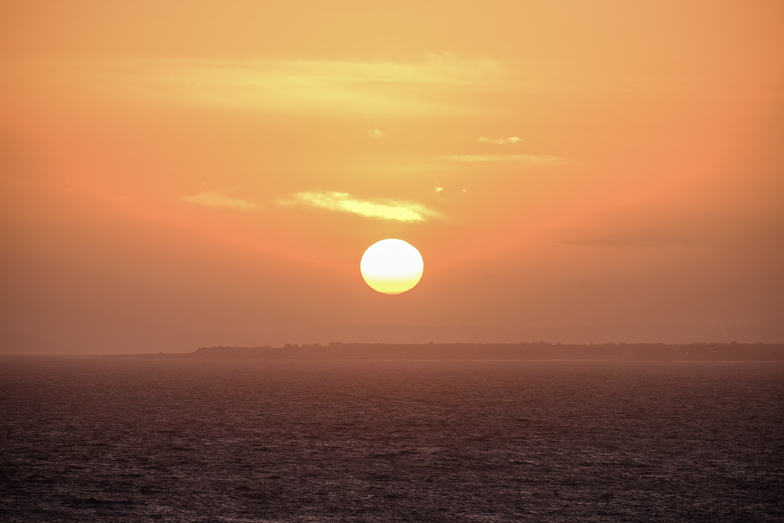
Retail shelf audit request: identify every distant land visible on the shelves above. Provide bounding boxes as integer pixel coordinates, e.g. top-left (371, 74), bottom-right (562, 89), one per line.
top-left (119, 342), bottom-right (784, 361)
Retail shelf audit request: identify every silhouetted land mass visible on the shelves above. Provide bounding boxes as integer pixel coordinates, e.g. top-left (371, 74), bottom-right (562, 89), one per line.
top-left (127, 342), bottom-right (784, 361)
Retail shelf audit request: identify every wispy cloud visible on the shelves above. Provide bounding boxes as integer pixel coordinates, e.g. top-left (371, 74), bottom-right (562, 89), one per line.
top-left (178, 191), bottom-right (258, 210)
top-left (448, 154), bottom-right (566, 165)
top-left (478, 136), bottom-right (522, 145)
top-left (276, 192), bottom-right (442, 222)
top-left (552, 238), bottom-right (665, 247)
top-left (367, 128), bottom-right (386, 139)
top-left (53, 56), bottom-right (506, 118)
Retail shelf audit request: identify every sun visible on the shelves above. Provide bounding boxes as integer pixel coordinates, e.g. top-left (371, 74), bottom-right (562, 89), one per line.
top-left (360, 239), bottom-right (424, 295)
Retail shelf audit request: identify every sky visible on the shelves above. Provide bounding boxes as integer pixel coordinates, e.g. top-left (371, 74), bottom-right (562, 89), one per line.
top-left (1, 1), bottom-right (783, 353)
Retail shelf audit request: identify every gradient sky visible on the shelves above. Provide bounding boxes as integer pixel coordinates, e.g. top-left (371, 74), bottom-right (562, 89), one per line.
top-left (1, 1), bottom-right (783, 353)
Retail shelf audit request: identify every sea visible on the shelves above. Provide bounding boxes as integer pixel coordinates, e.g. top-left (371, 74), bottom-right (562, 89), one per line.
top-left (1, 357), bottom-right (782, 522)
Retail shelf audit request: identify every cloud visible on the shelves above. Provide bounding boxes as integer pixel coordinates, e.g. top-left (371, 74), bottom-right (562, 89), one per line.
top-left (277, 192), bottom-right (442, 222)
top-left (178, 191), bottom-right (258, 210)
top-left (51, 57), bottom-right (506, 118)
top-left (433, 186), bottom-right (467, 203)
top-left (367, 128), bottom-right (386, 139)
top-left (448, 154), bottom-right (566, 165)
top-left (552, 238), bottom-right (665, 247)
top-left (478, 136), bottom-right (522, 145)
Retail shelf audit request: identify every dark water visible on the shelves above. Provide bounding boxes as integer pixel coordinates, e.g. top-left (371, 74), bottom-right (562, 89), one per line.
top-left (1, 358), bottom-right (783, 522)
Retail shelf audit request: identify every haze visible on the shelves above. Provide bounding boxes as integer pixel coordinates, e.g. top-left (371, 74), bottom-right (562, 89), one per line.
top-left (1, 1), bottom-right (783, 354)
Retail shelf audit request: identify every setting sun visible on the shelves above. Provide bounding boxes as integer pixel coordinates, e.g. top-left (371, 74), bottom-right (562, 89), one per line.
top-left (360, 239), bottom-right (424, 295)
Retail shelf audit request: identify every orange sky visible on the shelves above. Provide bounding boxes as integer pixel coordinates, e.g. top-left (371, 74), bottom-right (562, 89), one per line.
top-left (1, 1), bottom-right (783, 353)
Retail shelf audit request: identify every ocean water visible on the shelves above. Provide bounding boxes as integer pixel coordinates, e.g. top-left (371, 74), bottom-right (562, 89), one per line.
top-left (1, 357), bottom-right (782, 522)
